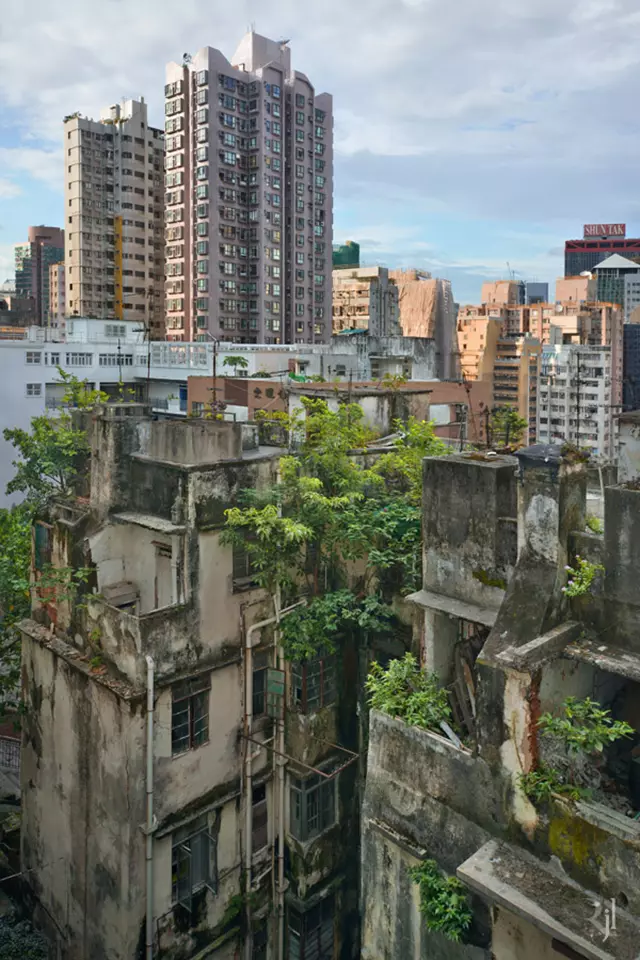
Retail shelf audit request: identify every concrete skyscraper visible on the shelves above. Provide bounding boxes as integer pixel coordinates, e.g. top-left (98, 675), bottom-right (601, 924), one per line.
top-left (164, 31), bottom-right (333, 344)
top-left (14, 226), bottom-right (64, 326)
top-left (64, 99), bottom-right (165, 336)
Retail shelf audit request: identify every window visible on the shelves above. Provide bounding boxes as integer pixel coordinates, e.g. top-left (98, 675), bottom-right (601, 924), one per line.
top-left (171, 674), bottom-right (210, 754)
top-left (99, 354), bottom-right (133, 366)
top-left (65, 353), bottom-right (93, 366)
top-left (26, 351), bottom-right (42, 364)
top-left (171, 814), bottom-right (216, 908)
top-left (288, 894), bottom-right (334, 960)
top-left (291, 655), bottom-right (335, 713)
top-left (252, 783), bottom-right (268, 851)
top-left (233, 540), bottom-right (257, 586)
top-left (26, 383), bottom-right (42, 397)
top-left (296, 93), bottom-right (306, 108)
top-left (34, 522), bottom-right (52, 571)
top-left (290, 770), bottom-right (336, 843)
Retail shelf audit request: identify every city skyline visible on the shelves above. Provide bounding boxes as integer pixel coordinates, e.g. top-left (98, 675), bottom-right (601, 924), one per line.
top-left (2, 1), bottom-right (640, 304)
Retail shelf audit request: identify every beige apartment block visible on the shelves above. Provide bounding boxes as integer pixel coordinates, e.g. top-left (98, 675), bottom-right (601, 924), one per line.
top-left (481, 279), bottom-right (522, 305)
top-left (389, 270), bottom-right (458, 379)
top-left (164, 31), bottom-right (333, 344)
top-left (64, 99), bottom-right (165, 337)
top-left (331, 266), bottom-right (399, 337)
top-left (48, 262), bottom-right (65, 327)
top-left (457, 306), bottom-right (540, 441)
top-left (555, 275), bottom-right (596, 303)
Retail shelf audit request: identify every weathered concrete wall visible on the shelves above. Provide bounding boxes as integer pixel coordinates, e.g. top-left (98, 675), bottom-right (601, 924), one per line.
top-left (422, 454), bottom-right (517, 607)
top-left (139, 419), bottom-right (243, 465)
top-left (362, 712), bottom-right (494, 959)
top-left (21, 624), bottom-right (146, 960)
top-left (154, 665), bottom-right (243, 827)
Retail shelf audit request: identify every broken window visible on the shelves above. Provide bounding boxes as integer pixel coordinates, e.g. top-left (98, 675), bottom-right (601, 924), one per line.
top-left (252, 782), bottom-right (268, 851)
top-left (291, 656), bottom-right (335, 713)
top-left (34, 522), bottom-right (52, 571)
top-left (171, 674), bottom-right (210, 754)
top-left (287, 893), bottom-right (334, 959)
top-left (253, 650), bottom-right (269, 717)
top-left (171, 814), bottom-right (216, 908)
top-left (232, 539), bottom-right (257, 589)
top-left (289, 770), bottom-right (336, 842)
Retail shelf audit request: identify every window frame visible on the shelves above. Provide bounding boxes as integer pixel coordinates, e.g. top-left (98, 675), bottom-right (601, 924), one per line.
top-left (171, 813), bottom-right (217, 910)
top-left (171, 674), bottom-right (211, 755)
top-left (287, 893), bottom-right (335, 960)
top-left (291, 655), bottom-right (336, 713)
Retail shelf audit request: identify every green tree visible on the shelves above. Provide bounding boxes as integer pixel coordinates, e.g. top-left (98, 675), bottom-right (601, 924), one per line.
top-left (3, 415), bottom-right (88, 506)
top-left (489, 406), bottom-right (528, 449)
top-left (222, 355), bottom-right (249, 376)
top-left (0, 506), bottom-right (32, 703)
top-left (56, 367), bottom-right (108, 409)
top-left (373, 417), bottom-right (448, 504)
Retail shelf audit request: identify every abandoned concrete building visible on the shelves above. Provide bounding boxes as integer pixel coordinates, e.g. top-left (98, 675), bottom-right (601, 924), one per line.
top-left (19, 407), bottom-right (360, 959)
top-left (362, 446), bottom-right (640, 959)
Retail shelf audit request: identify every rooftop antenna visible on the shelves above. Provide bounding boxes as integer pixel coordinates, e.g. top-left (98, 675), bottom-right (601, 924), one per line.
top-left (279, 38), bottom-right (290, 47)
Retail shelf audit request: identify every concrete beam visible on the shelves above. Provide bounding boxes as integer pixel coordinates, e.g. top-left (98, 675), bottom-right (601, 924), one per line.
top-left (458, 839), bottom-right (640, 960)
top-left (496, 621), bottom-right (582, 670)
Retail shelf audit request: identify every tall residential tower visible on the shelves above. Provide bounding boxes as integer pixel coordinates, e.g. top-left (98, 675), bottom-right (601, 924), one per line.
top-left (164, 32), bottom-right (333, 344)
top-left (64, 99), bottom-right (165, 336)
top-left (14, 226), bottom-right (64, 326)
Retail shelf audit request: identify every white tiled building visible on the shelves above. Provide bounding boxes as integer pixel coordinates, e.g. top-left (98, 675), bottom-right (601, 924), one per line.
top-left (537, 344), bottom-right (619, 458)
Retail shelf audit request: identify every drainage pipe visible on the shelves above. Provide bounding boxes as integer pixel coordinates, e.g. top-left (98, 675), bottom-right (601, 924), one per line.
top-left (145, 655), bottom-right (156, 960)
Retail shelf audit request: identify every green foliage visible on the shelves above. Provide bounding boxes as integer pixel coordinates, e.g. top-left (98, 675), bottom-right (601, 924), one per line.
top-left (521, 697), bottom-right (633, 806)
top-left (409, 859), bottom-right (473, 942)
top-left (538, 697), bottom-right (633, 754)
top-left (3, 414), bottom-right (88, 505)
top-left (339, 497), bottom-right (422, 594)
top-left (280, 591), bottom-right (395, 662)
top-left (378, 373), bottom-right (408, 390)
top-left (0, 917), bottom-right (49, 959)
top-left (519, 765), bottom-right (585, 803)
top-left (489, 406), bottom-right (527, 449)
top-left (372, 417), bottom-right (448, 504)
top-left (562, 556), bottom-right (604, 597)
top-left (585, 514), bottom-right (603, 535)
top-left (0, 506), bottom-right (32, 702)
top-left (366, 653), bottom-right (451, 732)
top-left (221, 504), bottom-right (312, 599)
top-left (222, 355), bottom-right (249, 375)
top-left (57, 367), bottom-right (108, 409)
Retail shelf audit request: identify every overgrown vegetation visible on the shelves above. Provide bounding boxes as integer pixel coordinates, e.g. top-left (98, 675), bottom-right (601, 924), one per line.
top-left (409, 859), bottom-right (473, 942)
top-left (520, 696), bottom-right (633, 804)
top-left (0, 370), bottom-right (103, 705)
top-left (562, 556), bottom-right (604, 597)
top-left (488, 406), bottom-right (528, 449)
top-left (585, 514), bottom-right (603, 535)
top-left (366, 654), bottom-right (451, 732)
top-left (0, 915), bottom-right (49, 959)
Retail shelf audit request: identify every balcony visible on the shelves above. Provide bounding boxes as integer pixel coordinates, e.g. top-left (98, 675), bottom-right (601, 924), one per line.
top-left (82, 594), bottom-right (195, 685)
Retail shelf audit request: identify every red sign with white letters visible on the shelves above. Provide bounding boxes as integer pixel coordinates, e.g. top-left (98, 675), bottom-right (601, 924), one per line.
top-left (583, 223), bottom-right (626, 238)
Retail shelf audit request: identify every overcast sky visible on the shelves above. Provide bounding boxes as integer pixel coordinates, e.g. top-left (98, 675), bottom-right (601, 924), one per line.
top-left (1, 0), bottom-right (640, 303)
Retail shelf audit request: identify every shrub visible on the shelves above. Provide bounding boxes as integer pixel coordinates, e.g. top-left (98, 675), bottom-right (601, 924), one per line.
top-left (409, 859), bottom-right (472, 942)
top-left (366, 653), bottom-right (451, 732)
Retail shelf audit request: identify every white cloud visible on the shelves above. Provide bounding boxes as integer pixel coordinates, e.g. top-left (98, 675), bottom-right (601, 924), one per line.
top-left (0, 180), bottom-right (21, 200)
top-left (0, 148), bottom-right (62, 192)
top-left (1, 0), bottom-right (640, 289)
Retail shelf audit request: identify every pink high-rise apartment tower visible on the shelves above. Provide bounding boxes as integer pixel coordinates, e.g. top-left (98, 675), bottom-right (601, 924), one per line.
top-left (165, 31), bottom-right (333, 344)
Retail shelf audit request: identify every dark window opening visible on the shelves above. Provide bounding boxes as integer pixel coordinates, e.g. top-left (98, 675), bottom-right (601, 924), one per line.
top-left (252, 782), bottom-right (268, 851)
top-left (287, 893), bottom-right (334, 959)
top-left (289, 769), bottom-right (336, 842)
top-left (171, 813), bottom-right (216, 910)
